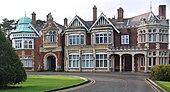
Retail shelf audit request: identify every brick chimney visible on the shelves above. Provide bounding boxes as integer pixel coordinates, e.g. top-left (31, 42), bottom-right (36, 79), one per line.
top-left (159, 5), bottom-right (166, 20)
top-left (117, 7), bottom-right (124, 22)
top-left (31, 12), bottom-right (36, 26)
top-left (64, 18), bottom-right (68, 27)
top-left (93, 5), bottom-right (97, 22)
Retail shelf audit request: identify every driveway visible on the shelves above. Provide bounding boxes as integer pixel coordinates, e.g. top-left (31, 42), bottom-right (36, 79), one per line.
top-left (27, 72), bottom-right (154, 92)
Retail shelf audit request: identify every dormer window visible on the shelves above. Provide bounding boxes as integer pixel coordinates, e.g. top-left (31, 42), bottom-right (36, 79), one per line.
top-left (121, 35), bottom-right (129, 44)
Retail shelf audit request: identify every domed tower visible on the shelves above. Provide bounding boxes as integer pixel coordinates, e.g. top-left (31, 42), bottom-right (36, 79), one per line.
top-left (137, 5), bottom-right (169, 69)
top-left (11, 14), bottom-right (40, 71)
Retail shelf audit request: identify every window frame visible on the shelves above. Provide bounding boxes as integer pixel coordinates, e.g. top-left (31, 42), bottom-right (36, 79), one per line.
top-left (82, 53), bottom-right (93, 68)
top-left (95, 32), bottom-right (111, 44)
top-left (68, 54), bottom-right (79, 68)
top-left (121, 35), bottom-right (129, 44)
top-left (96, 53), bottom-right (107, 68)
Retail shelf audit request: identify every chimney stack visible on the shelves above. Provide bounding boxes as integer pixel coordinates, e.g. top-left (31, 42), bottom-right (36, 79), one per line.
top-left (64, 18), bottom-right (68, 27)
top-left (117, 7), bottom-right (124, 22)
top-left (93, 5), bottom-right (97, 22)
top-left (31, 12), bottom-right (36, 26)
top-left (159, 5), bottom-right (166, 20)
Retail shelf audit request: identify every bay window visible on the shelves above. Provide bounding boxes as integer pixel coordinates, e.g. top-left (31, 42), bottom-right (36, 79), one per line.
top-left (96, 32), bottom-right (111, 44)
top-left (68, 34), bottom-right (84, 45)
top-left (15, 40), bottom-right (22, 49)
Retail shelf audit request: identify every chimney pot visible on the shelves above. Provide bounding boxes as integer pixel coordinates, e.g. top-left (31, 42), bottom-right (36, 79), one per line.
top-left (31, 12), bottom-right (36, 26)
top-left (93, 5), bottom-right (97, 22)
top-left (159, 5), bottom-right (166, 20)
top-left (64, 18), bottom-right (68, 27)
top-left (117, 7), bottom-right (124, 22)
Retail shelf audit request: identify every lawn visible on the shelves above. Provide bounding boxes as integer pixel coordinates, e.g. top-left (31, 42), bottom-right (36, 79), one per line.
top-left (0, 75), bottom-right (85, 92)
top-left (155, 81), bottom-right (170, 92)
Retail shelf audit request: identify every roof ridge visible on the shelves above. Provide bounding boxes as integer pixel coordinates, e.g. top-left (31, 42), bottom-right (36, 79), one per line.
top-left (131, 12), bottom-right (150, 18)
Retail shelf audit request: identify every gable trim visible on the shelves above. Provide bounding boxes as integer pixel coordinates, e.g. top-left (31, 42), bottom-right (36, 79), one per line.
top-left (90, 13), bottom-right (120, 33)
top-left (68, 15), bottom-right (88, 31)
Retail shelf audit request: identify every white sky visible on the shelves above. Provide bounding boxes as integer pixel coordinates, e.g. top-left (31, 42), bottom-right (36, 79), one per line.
top-left (0, 0), bottom-right (169, 25)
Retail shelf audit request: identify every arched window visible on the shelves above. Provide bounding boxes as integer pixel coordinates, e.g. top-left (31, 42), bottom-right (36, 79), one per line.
top-left (24, 41), bottom-right (28, 48)
top-left (29, 41), bottom-right (32, 48)
top-left (53, 32), bottom-right (56, 42)
top-left (49, 31), bottom-right (53, 42)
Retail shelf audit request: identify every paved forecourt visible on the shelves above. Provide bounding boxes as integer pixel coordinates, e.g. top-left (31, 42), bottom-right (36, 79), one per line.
top-left (27, 72), bottom-right (154, 92)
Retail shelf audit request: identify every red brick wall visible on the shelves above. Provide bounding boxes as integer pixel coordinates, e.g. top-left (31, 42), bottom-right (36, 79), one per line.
top-left (130, 28), bottom-right (138, 46)
top-left (114, 28), bottom-right (137, 47)
top-left (16, 50), bottom-right (22, 55)
top-left (58, 34), bottom-right (61, 46)
top-left (160, 43), bottom-right (168, 49)
top-left (114, 31), bottom-right (121, 47)
top-left (25, 50), bottom-right (32, 55)
top-left (34, 37), bottom-right (42, 71)
top-left (149, 43), bottom-right (156, 49)
top-left (86, 33), bottom-right (91, 45)
top-left (140, 43), bottom-right (145, 48)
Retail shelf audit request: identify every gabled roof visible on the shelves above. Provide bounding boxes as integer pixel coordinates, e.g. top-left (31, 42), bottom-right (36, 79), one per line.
top-left (42, 20), bottom-right (65, 33)
top-left (128, 11), bottom-right (159, 25)
top-left (90, 13), bottom-right (120, 33)
top-left (68, 15), bottom-right (89, 31)
top-left (147, 11), bottom-right (159, 21)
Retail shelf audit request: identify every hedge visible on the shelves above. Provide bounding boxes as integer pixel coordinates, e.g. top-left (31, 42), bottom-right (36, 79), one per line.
top-left (150, 64), bottom-right (170, 81)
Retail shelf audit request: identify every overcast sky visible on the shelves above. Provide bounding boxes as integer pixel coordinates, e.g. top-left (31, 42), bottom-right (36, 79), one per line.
top-left (0, 0), bottom-right (169, 25)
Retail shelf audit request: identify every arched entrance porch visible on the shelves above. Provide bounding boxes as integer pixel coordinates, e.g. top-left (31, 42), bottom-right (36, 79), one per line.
top-left (44, 53), bottom-right (58, 71)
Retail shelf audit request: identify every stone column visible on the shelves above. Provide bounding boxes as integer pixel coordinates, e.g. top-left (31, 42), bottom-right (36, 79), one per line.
top-left (93, 48), bottom-right (96, 72)
top-left (112, 55), bottom-right (115, 72)
top-left (79, 48), bottom-right (82, 72)
top-left (107, 54), bottom-right (110, 71)
top-left (65, 49), bottom-right (68, 71)
top-left (132, 54), bottom-right (135, 72)
top-left (120, 54), bottom-right (122, 72)
top-left (144, 54), bottom-right (147, 73)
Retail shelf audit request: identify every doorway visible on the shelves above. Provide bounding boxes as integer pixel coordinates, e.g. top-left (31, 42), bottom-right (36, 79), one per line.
top-left (47, 55), bottom-right (56, 71)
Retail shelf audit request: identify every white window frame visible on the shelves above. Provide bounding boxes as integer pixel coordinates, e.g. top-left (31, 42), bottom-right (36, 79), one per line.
top-left (68, 34), bottom-right (84, 45)
top-left (82, 53), bottom-right (93, 68)
top-left (121, 35), bottom-right (129, 44)
top-left (95, 32), bottom-right (111, 44)
top-left (68, 53), bottom-right (79, 68)
top-left (96, 53), bottom-right (107, 68)
top-left (15, 40), bottom-right (22, 49)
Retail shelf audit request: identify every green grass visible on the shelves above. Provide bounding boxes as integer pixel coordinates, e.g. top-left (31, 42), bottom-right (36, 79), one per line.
top-left (155, 81), bottom-right (170, 92)
top-left (0, 75), bottom-right (84, 92)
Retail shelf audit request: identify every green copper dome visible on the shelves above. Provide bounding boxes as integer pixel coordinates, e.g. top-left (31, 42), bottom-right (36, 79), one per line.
top-left (15, 16), bottom-right (34, 32)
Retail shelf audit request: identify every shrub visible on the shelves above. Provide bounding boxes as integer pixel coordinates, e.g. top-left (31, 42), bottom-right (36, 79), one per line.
top-left (0, 30), bottom-right (27, 86)
top-left (150, 64), bottom-right (170, 81)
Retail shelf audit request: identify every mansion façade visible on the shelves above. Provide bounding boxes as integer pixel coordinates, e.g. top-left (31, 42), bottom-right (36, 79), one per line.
top-left (10, 5), bottom-right (169, 72)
